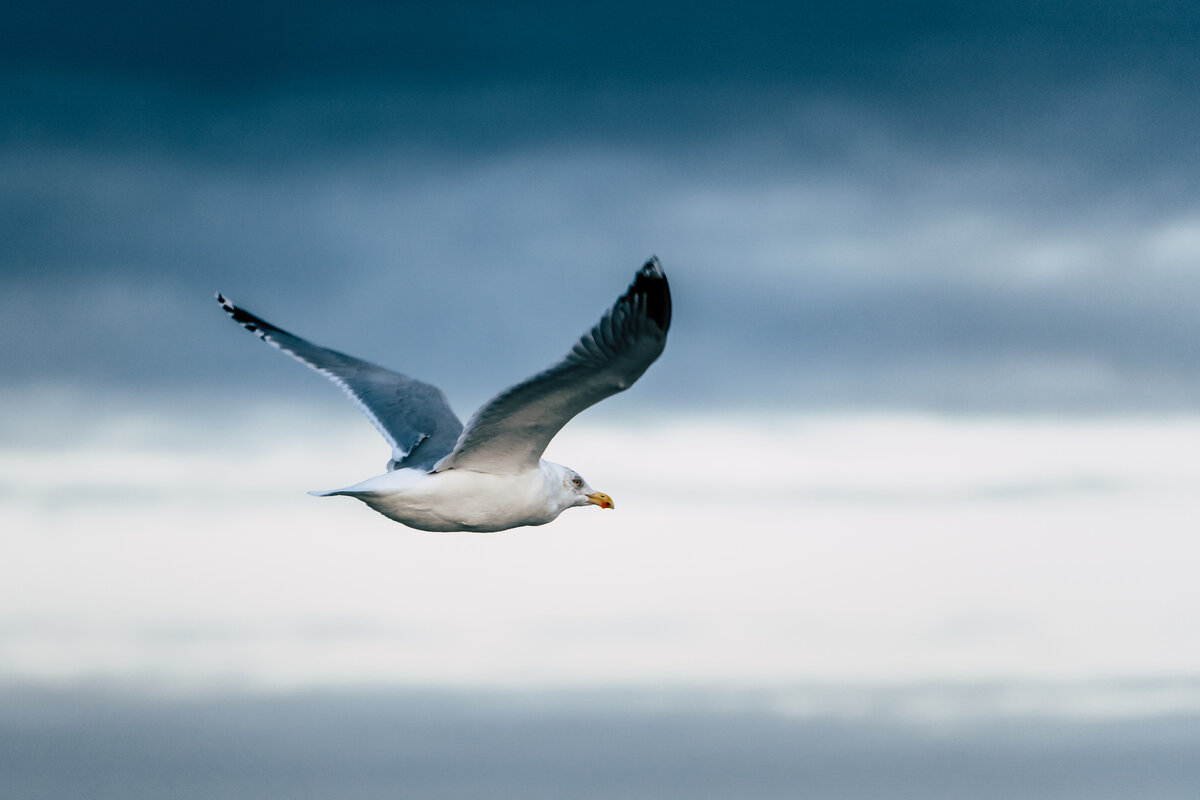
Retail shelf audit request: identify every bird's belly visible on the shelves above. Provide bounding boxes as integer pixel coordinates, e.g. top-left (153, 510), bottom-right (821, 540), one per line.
top-left (355, 470), bottom-right (556, 533)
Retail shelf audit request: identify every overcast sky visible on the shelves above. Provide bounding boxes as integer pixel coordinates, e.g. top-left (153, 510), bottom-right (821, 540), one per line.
top-left (6, 0), bottom-right (1200, 658)
top-left (5, 6), bottom-right (1200, 795)
top-left (4, 0), bottom-right (1200, 416)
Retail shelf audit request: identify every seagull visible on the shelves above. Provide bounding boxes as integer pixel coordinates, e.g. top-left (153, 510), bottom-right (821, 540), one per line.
top-left (216, 258), bottom-right (671, 532)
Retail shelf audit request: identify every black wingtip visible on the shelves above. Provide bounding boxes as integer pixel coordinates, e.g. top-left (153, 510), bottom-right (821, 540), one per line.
top-left (215, 292), bottom-right (279, 335)
top-left (629, 256), bottom-right (671, 332)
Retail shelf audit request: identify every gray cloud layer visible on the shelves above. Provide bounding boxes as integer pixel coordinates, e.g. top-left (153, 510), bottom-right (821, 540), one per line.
top-left (4, 2), bottom-right (1200, 414)
top-left (4, 685), bottom-right (1199, 800)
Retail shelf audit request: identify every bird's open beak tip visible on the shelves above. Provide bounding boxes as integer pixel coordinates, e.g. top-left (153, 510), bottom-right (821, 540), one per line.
top-left (586, 492), bottom-right (614, 510)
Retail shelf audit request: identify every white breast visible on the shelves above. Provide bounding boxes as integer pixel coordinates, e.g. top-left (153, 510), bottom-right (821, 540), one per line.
top-left (338, 466), bottom-right (561, 532)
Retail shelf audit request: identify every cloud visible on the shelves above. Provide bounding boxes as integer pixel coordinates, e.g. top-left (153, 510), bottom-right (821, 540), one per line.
top-left (3, 683), bottom-right (1200, 800)
top-left (4, 409), bottom-right (1200, 688)
top-left (4, 2), bottom-right (1200, 413)
top-left (2, 135), bottom-right (1199, 413)
top-left (6, 1), bottom-right (1200, 169)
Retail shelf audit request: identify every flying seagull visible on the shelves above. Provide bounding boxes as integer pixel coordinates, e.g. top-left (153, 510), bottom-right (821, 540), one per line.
top-left (216, 258), bottom-right (671, 532)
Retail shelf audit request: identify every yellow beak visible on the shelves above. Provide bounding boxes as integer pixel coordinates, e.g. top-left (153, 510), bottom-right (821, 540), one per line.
top-left (586, 491), bottom-right (614, 510)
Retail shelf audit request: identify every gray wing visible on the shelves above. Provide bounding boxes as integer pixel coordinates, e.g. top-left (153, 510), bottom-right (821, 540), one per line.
top-left (435, 258), bottom-right (671, 475)
top-left (216, 294), bottom-right (463, 472)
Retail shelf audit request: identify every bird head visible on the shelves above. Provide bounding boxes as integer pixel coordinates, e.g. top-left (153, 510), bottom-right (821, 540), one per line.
top-left (547, 462), bottom-right (614, 511)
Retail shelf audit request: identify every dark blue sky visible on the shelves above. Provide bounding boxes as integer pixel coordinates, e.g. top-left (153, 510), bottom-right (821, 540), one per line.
top-left (4, 0), bottom-right (1200, 415)
top-left (9, 1), bottom-right (1200, 163)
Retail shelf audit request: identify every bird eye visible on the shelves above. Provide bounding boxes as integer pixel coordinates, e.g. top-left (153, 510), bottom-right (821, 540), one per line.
top-left (572, 477), bottom-right (582, 487)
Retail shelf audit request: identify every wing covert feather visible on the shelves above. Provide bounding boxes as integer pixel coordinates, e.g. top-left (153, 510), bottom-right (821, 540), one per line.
top-left (436, 258), bottom-right (671, 474)
top-left (216, 294), bottom-right (463, 471)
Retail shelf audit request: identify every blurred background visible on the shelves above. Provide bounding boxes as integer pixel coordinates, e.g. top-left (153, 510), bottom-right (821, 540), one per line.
top-left (3, 1), bottom-right (1200, 797)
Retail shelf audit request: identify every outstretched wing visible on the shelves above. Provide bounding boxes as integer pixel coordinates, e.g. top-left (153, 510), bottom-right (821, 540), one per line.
top-left (216, 294), bottom-right (463, 472)
top-left (436, 258), bottom-right (671, 474)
